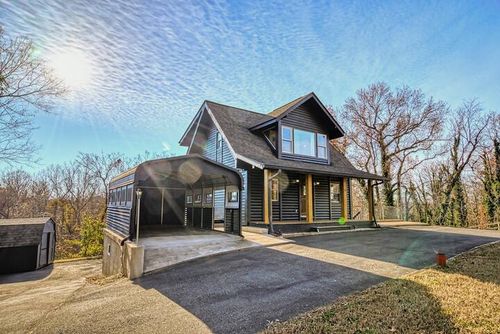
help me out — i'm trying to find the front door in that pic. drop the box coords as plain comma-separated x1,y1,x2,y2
300,183,307,220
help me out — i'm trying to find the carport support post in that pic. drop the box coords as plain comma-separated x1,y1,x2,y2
135,188,143,244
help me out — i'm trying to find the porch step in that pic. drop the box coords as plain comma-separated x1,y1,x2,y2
310,225,353,232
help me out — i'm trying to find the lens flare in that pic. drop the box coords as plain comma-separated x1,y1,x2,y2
50,49,93,90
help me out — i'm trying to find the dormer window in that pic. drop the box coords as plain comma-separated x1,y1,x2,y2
281,126,328,159
317,134,327,159
282,126,293,153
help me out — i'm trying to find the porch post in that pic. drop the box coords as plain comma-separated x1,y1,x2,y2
263,169,269,224
367,179,375,222
341,177,348,219
306,174,314,223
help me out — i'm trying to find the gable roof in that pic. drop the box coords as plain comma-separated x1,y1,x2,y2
0,217,54,248
204,101,385,180
249,93,344,139
268,94,307,117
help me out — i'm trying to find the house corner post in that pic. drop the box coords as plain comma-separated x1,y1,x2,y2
306,174,314,223
263,169,269,224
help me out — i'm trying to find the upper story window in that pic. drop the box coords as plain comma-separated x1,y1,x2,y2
281,126,328,159
317,134,327,159
215,132,223,162
282,126,293,153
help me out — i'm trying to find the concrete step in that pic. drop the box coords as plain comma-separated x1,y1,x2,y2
310,225,353,232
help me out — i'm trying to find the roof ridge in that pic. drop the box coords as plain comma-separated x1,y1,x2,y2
268,92,313,117
205,100,268,116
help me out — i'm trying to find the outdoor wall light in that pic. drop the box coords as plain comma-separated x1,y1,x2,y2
135,188,143,244
314,182,320,186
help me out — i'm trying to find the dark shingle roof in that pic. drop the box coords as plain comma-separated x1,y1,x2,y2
205,101,385,180
268,94,307,117
0,217,54,248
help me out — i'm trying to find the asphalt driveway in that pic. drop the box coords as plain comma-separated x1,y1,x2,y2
1,225,498,334
135,225,499,333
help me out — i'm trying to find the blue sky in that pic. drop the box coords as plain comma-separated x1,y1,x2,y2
1,0,499,170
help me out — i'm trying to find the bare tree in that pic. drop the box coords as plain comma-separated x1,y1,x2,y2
78,152,124,195
435,101,490,225
341,82,447,207
0,169,32,218
0,26,65,166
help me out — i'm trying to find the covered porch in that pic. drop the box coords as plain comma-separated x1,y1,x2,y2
256,168,384,234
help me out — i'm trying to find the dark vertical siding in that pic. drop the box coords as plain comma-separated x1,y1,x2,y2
248,168,264,222
202,208,213,229
225,209,240,234
280,99,331,164
280,172,300,220
239,169,248,225
313,175,330,220
281,102,330,133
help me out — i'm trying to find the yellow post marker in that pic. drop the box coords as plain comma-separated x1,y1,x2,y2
263,169,269,224
341,177,348,219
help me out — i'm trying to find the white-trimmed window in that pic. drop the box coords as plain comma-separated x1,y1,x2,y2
282,126,293,153
281,126,328,159
330,182,340,203
186,195,193,204
228,191,238,203
317,133,327,159
294,129,315,156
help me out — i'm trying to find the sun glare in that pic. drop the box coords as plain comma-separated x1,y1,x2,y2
50,49,93,90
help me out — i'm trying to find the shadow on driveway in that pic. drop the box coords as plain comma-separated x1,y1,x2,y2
134,227,499,333
0,264,53,284
135,246,387,334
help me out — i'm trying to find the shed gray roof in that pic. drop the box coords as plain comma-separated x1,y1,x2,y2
205,101,385,180
0,217,54,248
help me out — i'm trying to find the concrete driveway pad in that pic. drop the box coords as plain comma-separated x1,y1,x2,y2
0,225,498,334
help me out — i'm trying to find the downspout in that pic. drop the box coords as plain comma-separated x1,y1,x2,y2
268,169,282,235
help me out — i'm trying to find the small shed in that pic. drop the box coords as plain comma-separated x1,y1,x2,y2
0,217,56,274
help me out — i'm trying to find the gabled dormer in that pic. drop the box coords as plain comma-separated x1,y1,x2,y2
250,92,344,165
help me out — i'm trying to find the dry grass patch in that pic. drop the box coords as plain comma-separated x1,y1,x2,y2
85,273,124,285
264,242,500,334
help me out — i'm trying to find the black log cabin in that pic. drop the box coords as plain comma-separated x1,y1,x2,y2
179,92,385,232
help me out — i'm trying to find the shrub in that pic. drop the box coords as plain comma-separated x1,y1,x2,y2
79,215,105,257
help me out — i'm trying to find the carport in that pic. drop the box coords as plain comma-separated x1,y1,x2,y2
103,154,244,278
